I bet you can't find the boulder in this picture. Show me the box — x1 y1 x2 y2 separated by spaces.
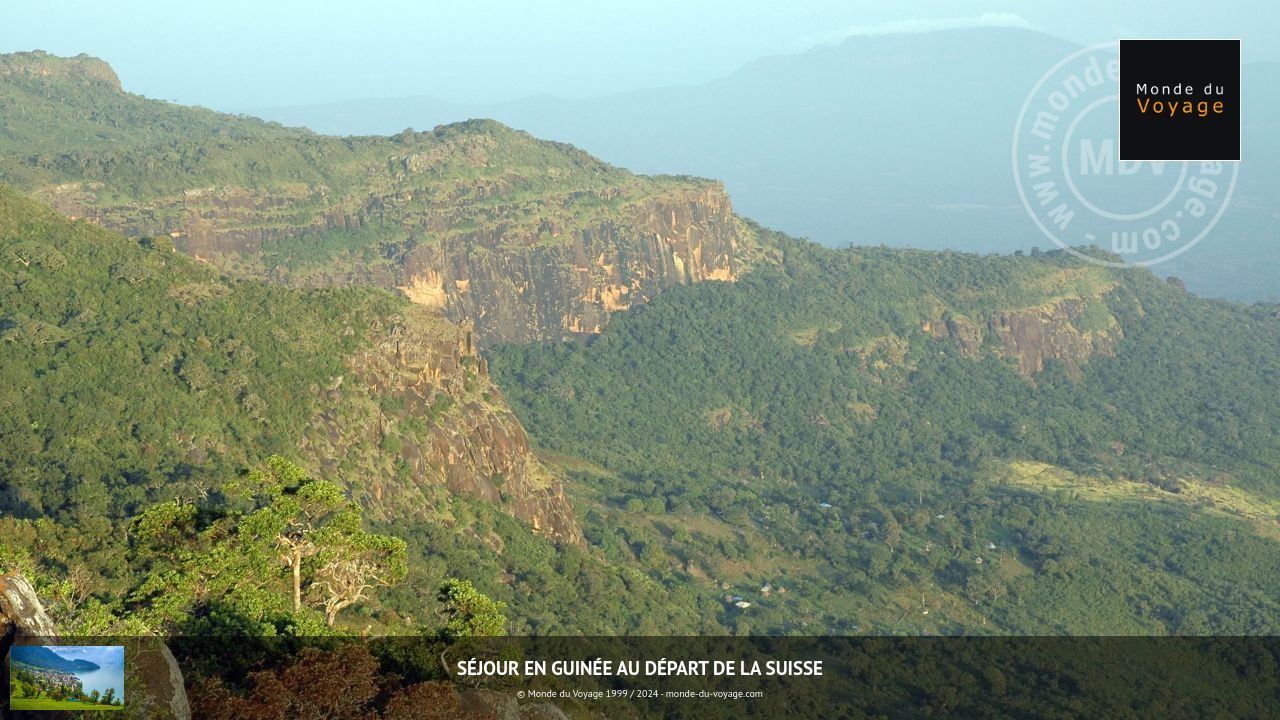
0 573 56 637
130 640 191 720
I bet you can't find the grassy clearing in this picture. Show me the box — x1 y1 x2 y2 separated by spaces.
788 320 842 346
9 695 121 711
1003 461 1280 540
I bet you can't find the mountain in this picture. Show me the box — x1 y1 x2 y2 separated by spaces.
0 184 576 542
256 28 1280 303
491 226 1280 634
262 28 1073 237
0 51 748 348
0 185 743 633
4 44 1279 638
10 646 99 673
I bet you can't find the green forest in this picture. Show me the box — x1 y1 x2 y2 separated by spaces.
490 226 1280 634
1 41 1279 720
0 50 703 287
2 47 1280 645
0 186 722 638
5 179 1280 641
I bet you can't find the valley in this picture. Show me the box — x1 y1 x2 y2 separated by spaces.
1 49 1278 643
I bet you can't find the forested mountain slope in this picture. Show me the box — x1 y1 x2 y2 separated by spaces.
0 51 748 347
4 47 1279 639
491 226 1280 634
0 186 729 634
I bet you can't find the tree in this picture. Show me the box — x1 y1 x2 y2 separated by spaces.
437 578 507 639
312 519 407 627
7 240 66 270
243 456 347 612
128 456 408 632
237 455 406 625
248 457 408 627
190 645 381 720
2 317 69 346
102 687 115 705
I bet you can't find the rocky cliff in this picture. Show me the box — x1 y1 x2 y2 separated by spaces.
1 54 748 348
0 183 581 550
38 147 744 348
0 50 121 89
301 305 582 544
397 182 740 345
923 294 1123 379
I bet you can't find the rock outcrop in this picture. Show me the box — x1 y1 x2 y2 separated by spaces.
9 57 750 349
130 642 192 720
924 295 1122 379
0 50 121 89
0 573 55 638
400 183 740 345
43 177 743 348
301 306 582 544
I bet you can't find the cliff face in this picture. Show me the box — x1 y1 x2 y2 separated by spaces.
399 184 739 345
42 176 742 348
0 50 121 89
301 306 582 544
1 57 605 545
5 54 749 348
924 295 1122 379
0 184 580 548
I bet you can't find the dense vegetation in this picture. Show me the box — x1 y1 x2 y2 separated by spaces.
175 635 1280 719
0 52 620 197
0 185 393 520
0 186 723 635
491 226 1280 634
3 48 1279 641
5 181 1279 638
3 41 1279 720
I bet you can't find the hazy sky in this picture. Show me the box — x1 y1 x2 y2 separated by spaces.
49 646 125 666
2 1 1275 109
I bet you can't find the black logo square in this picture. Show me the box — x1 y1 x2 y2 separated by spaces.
1120 39 1240 161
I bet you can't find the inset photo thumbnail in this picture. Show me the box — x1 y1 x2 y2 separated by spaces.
9 645 124 711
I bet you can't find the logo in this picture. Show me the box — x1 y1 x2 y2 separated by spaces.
1119 39 1240 161
1012 42 1238 268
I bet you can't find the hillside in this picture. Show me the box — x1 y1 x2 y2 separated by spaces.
0 51 747 347
4 44 1280 640
491 226 1280 634
9 646 98 672
0 186 737 634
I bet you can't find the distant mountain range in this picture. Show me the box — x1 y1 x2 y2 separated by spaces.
10 646 99 673
255 28 1280 303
